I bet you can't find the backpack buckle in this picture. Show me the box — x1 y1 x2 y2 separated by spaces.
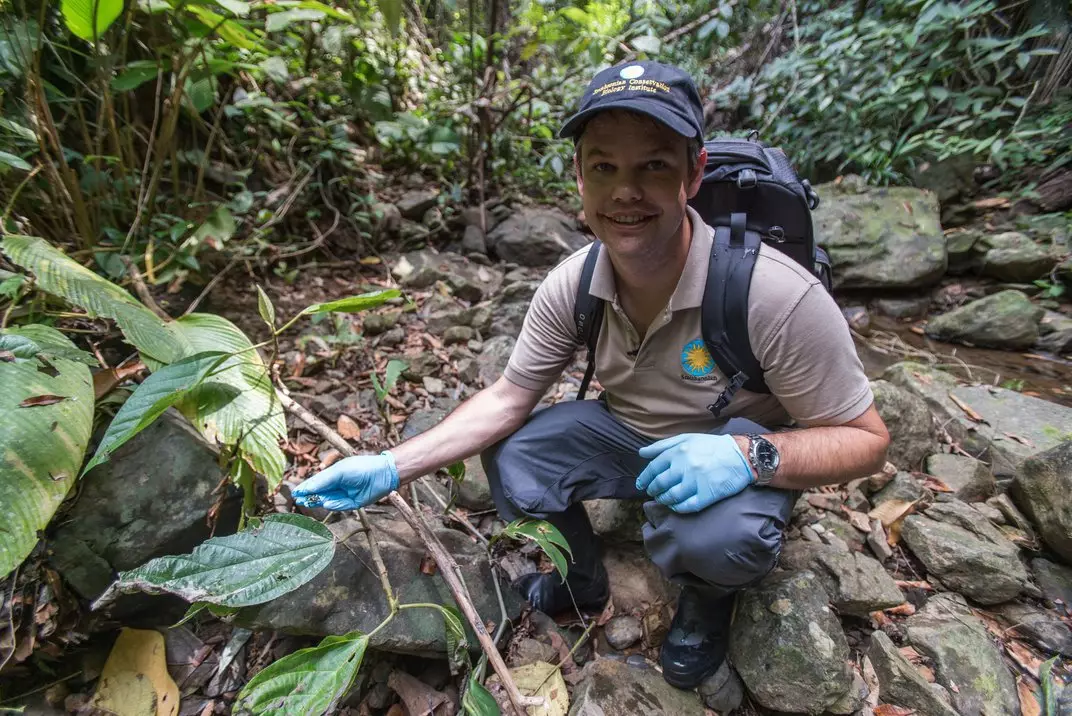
706 370 749 417
736 169 757 189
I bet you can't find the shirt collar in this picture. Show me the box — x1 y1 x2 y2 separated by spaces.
588 205 712 311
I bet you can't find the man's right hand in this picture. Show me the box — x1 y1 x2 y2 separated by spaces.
292 452 399 511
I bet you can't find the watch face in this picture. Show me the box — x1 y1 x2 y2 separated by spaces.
755 437 779 471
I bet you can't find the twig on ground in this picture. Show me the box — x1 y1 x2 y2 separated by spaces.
121 257 170 320
183 256 239 316
276 391 540 715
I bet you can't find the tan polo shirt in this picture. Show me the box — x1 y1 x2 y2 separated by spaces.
503 206 874 438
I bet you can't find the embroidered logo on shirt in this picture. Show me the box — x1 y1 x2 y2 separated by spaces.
680 339 715 380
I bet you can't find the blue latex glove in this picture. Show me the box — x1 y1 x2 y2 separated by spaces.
636 434 753 513
292 451 399 510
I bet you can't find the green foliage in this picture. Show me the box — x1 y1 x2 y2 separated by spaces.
99 513 335 608
234 632 369 716
303 289 401 315
494 518 573 582
371 358 407 403
0 325 95 578
60 0 124 42
462 671 501 716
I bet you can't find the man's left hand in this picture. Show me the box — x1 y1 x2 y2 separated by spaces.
636 434 754 512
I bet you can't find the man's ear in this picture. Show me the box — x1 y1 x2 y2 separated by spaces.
574 152 584 194
686 146 707 199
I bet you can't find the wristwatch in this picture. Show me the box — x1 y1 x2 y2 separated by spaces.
745 433 780 486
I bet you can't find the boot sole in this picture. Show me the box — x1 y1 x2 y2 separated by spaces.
659 658 722 690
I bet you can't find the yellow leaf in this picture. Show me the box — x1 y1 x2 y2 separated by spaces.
92 628 179 716
510 661 569 716
867 498 918 528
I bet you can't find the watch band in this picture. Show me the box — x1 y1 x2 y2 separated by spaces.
745 433 779 486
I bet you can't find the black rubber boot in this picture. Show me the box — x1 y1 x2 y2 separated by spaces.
659 587 735 689
512 504 609 618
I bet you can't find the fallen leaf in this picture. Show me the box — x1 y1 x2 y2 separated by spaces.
508 661 568 716
318 449 342 469
1017 677 1042 716
894 580 934 591
1003 432 1035 448
387 669 448 716
910 325 925 335
389 413 407 424
921 475 953 493
916 665 935 682
948 392 985 423
419 555 437 576
1005 641 1043 678
359 256 381 265
973 196 1010 209
19 394 67 407
885 603 916 616
874 705 915 715
336 414 361 440
868 499 918 528
911 371 933 386
898 646 923 662
91 628 179 716
93 361 146 400
806 493 842 511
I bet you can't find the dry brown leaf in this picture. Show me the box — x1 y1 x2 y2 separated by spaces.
387 669 448 716
19 394 67 407
91 628 179 716
868 499 918 528
921 475 953 493
916 665 936 682
973 196 1010 209
948 393 985 423
848 510 872 533
1017 677 1042 716
874 705 915 716
1005 641 1043 678
870 611 893 629
318 448 342 469
898 646 923 662
885 603 917 616
894 580 934 591
389 413 407 424
1003 432 1035 447
806 493 841 511
336 414 361 441
93 361 146 400
910 325 925 335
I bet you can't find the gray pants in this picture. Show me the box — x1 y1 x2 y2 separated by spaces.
481 400 798 596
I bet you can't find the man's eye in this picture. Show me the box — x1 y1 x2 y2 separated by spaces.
646 160 668 170
593 163 613 172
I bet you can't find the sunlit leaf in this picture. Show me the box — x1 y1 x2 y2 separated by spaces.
112 61 159 91
214 0 250 15
0 151 31 171
256 285 276 327
302 289 401 315
265 8 325 32
61 0 124 41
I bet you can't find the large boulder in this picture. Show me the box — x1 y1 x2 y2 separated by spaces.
778 542 904 617
924 290 1044 350
868 630 958 716
924 453 995 502
870 379 938 470
730 570 860 714
391 249 504 303
900 499 1030 604
236 513 521 656
978 231 1064 282
1012 440 1072 564
904 593 1019 716
487 208 590 267
812 179 946 289
50 411 239 601
882 362 1072 477
567 658 706 716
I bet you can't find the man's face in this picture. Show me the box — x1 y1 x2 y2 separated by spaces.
575 110 705 259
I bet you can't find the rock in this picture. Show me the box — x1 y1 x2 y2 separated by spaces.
461 225 487 255
510 638 558 667
602 544 678 614
813 180 946 289
372 202 402 235
487 208 590 267
979 231 1062 282
604 616 643 650
50 411 239 601
499 281 540 304
900 499 1029 604
1031 558 1072 609
400 408 448 441
476 336 515 388
871 471 926 507
946 230 983 274
882 362 1072 477
1037 311 1072 354
568 658 705 716
584 499 645 543
842 305 870 334
909 153 976 203
996 602 1072 655
924 290 1044 349
400 352 441 382
396 189 439 220
487 302 528 339
867 630 958 716
1012 440 1072 563
985 493 1038 544
871 380 938 470
731 570 859 714
362 311 401 336
698 662 745 713
456 455 494 511
924 453 995 502
442 326 474 345
904 593 1019 716
778 542 904 617
972 502 1005 524
872 296 931 318
391 250 504 303
236 513 522 656
380 327 405 347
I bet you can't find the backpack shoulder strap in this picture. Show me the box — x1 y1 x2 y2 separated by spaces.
574 241 605 400
702 213 769 418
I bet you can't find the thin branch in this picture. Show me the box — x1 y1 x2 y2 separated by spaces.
358 508 395 608
121 258 170 320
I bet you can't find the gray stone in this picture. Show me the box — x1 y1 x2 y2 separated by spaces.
972 502 1005 524
925 453 995 502
872 296 931 318
456 455 494 511
51 411 238 600
872 471 926 508
813 180 947 290
584 499 645 543
778 542 904 617
488 208 590 267
925 290 1044 350
476 336 515 388
909 153 976 203
568 658 705 716
461 225 487 255
604 616 643 650
946 230 983 274
904 593 1019 716
455 357 479 385
979 231 1063 282
731 570 859 714
996 602 1072 655
499 281 539 305
372 202 402 235
698 662 744 713
867 630 958 716
1012 440 1072 563
900 500 1029 604
237 513 521 656
442 326 474 345
871 380 938 470
421 376 445 394
487 302 528 339
509 638 558 667
380 327 405 347
460 205 504 232
1031 558 1072 608
883 362 1072 477
400 408 448 441
1037 311 1072 354
400 352 441 382
362 311 400 336
391 250 504 303
603 544 677 614
396 189 439 220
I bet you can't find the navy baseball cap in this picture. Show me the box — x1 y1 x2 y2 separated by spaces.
559 61 704 140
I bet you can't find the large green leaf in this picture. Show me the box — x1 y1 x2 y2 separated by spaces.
1 325 94 578
166 314 287 488
61 0 124 41
1 235 188 364
462 672 500 716
100 514 334 607
233 632 368 716
82 351 230 475
302 289 401 315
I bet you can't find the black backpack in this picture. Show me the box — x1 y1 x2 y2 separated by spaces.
573 136 832 418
